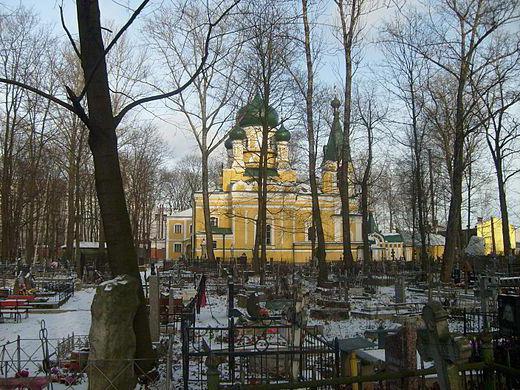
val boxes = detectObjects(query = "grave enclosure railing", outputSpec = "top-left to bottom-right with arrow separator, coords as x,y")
181,318 -> 339,390
448,308 -> 499,335
232,361 -> 520,390
0,333 -> 168,389
33,277 -> 75,303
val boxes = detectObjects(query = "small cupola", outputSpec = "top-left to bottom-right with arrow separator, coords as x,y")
275,124 -> 291,142
229,125 -> 246,141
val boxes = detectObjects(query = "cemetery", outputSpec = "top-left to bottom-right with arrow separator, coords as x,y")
1,0 -> 520,389
0,256 -> 519,389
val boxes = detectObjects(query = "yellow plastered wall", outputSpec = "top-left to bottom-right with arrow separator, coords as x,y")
188,189 -> 362,263
476,217 -> 516,255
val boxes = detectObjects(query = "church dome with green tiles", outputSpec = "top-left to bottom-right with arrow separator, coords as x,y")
228,125 -> 246,141
275,124 -> 291,142
323,97 -> 343,162
237,94 -> 279,128
224,137 -> 233,149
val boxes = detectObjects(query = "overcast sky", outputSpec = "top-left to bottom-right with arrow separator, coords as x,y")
4,0 -> 520,227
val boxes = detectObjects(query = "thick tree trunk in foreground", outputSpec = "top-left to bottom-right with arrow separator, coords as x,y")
441,125 -> 464,282
76,0 -> 153,367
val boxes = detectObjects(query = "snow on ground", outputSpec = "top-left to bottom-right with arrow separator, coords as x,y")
0,288 -> 95,347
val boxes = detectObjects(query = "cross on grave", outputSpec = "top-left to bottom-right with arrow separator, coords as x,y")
395,275 -> 406,303
417,302 -> 471,390
476,274 -> 499,331
288,287 -> 306,381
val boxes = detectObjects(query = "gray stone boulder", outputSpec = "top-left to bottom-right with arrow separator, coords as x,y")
88,275 -> 139,390
465,236 -> 486,256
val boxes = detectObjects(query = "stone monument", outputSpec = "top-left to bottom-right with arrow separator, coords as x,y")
88,275 -> 139,390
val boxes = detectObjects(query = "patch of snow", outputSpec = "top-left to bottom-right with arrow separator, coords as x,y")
0,288 -> 95,347
100,275 -> 129,292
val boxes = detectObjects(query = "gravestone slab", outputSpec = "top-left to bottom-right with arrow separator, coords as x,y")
384,320 -> 417,390
88,275 -> 139,390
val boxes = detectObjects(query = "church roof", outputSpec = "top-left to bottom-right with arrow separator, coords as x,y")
323,98 -> 343,162
237,94 -> 279,128
275,124 -> 291,142
229,125 -> 246,140
171,208 -> 192,218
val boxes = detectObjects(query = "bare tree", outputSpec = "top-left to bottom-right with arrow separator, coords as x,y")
478,52 -> 520,256
147,2 -> 241,262
0,0 -> 239,370
381,15 -> 430,277
352,88 -> 385,266
388,0 -> 520,281
300,0 -> 328,283
335,0 -> 364,272
238,0 -> 298,280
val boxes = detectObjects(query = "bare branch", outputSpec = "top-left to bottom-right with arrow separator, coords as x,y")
77,0 -> 151,101
0,77 -> 75,113
60,5 -> 81,58
114,0 -> 240,126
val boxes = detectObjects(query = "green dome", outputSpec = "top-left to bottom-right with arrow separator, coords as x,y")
229,125 -> 246,140
224,137 -> 233,149
237,94 -> 279,128
275,124 -> 291,142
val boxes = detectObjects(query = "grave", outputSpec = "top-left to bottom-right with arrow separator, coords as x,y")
384,320 -> 417,389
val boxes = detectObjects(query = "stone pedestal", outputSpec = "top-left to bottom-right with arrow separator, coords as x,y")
148,275 -> 160,342
88,275 -> 139,390
395,277 -> 406,303
384,321 -> 417,390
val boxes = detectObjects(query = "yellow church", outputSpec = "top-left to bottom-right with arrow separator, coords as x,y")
166,96 -> 364,263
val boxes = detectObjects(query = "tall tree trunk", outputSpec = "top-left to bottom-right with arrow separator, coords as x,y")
1,113 -> 14,262
360,182 -> 370,266
441,128 -> 464,281
496,158 -> 511,256
259,95 -> 270,284
360,121 -> 372,269
65,140 -> 76,262
337,0 -> 357,272
25,202 -> 35,265
76,0 -> 154,367
201,150 -> 215,262
412,143 -> 428,277
302,0 -> 327,284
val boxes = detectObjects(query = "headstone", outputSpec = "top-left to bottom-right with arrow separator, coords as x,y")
498,294 -> 520,336
148,275 -> 160,342
88,275 -> 139,390
394,276 -> 406,303
417,302 -> 471,390
384,320 -> 417,389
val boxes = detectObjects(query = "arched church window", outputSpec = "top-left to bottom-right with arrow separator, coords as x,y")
266,224 -> 272,245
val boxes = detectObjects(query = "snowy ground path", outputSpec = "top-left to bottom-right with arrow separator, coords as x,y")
0,288 -> 94,346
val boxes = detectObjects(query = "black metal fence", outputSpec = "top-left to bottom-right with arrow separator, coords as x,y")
449,308 -> 499,335
181,320 -> 339,389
